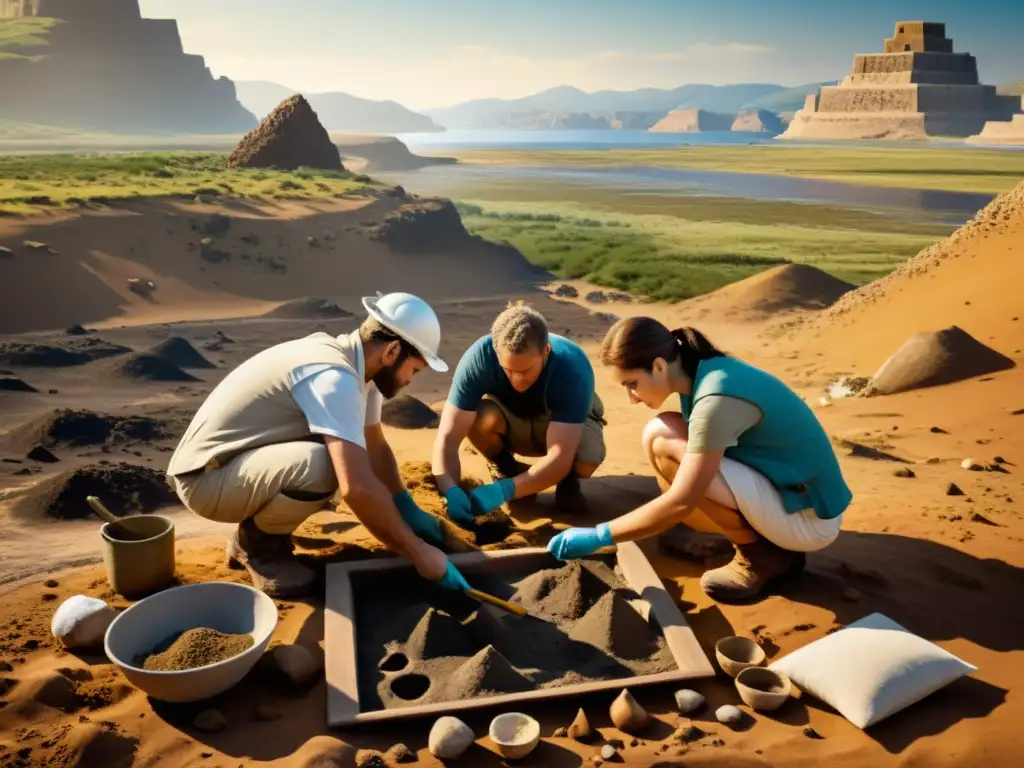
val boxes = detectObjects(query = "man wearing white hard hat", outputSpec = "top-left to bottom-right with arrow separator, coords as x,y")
166,292 -> 468,598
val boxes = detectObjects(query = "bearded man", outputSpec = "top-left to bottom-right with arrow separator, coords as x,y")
167,292 -> 470,598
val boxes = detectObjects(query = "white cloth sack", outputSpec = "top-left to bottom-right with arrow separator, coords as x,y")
770,612 -> 977,728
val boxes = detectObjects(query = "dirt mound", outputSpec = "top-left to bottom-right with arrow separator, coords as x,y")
2,409 -> 172,454
262,297 -> 354,320
381,395 -> 439,429
149,337 -> 216,369
569,591 -> 659,660
15,462 -> 177,520
512,560 -> 611,621
704,264 -> 855,317
227,94 -> 344,172
448,645 -> 534,697
867,326 -> 1016,395
0,374 -> 37,392
0,338 -> 129,368
369,199 -> 469,250
403,608 -> 476,660
100,353 -> 199,382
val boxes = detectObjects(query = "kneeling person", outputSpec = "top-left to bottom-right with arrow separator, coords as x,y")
167,292 -> 469,598
432,302 -> 606,523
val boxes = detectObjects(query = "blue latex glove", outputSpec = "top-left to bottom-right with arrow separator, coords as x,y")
393,491 -> 442,546
436,560 -> 471,591
443,486 -> 475,528
469,478 -> 516,517
547,523 -> 614,561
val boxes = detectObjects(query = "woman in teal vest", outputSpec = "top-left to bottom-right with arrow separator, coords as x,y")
547,316 -> 851,602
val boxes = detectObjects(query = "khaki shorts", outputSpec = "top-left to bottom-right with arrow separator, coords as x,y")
485,391 -> 606,467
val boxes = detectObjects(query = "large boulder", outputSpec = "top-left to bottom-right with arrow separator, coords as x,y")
228,94 -> 344,172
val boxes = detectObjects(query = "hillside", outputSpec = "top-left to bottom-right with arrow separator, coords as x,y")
742,81 -> 837,114
235,80 -> 443,134
998,81 -> 1023,96
424,82 -> 788,129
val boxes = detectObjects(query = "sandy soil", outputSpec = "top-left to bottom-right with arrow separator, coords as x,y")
0,191 -> 1021,767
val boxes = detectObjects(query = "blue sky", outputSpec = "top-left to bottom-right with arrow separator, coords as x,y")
140,0 -> 1024,109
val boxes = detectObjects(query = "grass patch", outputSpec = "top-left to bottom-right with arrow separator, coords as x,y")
447,145 -> 1024,195
0,151 -> 374,213
0,17 -> 59,51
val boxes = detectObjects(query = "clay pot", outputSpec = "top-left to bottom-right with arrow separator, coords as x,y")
714,636 -> 765,678
489,712 -> 540,760
100,514 -> 175,598
735,667 -> 792,711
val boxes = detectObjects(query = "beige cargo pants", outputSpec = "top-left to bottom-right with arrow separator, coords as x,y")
171,440 -> 337,535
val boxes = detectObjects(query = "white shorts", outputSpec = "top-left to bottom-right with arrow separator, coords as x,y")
718,457 -> 843,553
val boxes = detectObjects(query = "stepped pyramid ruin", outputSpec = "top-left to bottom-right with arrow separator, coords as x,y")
780,22 -> 1021,140
0,0 -> 256,133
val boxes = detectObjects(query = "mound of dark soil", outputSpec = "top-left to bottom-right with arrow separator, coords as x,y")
369,199 -> 469,250
381,395 -> 439,429
867,326 -> 1016,395
2,409 -> 173,454
227,94 -> 344,172
262,298 -> 354,320
149,337 -> 216,369
65,324 -> 92,336
744,264 -> 855,313
568,591 -> 658,660
512,561 -> 611,621
449,645 -> 534,696
101,353 -> 199,382
16,462 -> 177,520
404,608 -> 476,660
0,336 -> 130,368
0,375 -> 37,392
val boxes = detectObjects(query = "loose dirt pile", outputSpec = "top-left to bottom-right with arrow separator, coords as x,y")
369,199 -> 469,250
357,558 -> 674,711
381,395 -> 439,429
1,409 -> 172,455
142,628 -> 254,671
262,297 -> 354,320
867,326 -> 1016,395
15,463 -> 177,520
98,353 -> 199,383
148,337 -> 216,369
0,338 -> 129,368
227,94 -> 344,172
0,374 -> 37,392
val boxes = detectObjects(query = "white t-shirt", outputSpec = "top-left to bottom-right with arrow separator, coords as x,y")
289,363 -> 382,449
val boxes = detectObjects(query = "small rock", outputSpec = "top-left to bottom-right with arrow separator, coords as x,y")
384,743 -> 415,763
428,716 -> 474,759
676,724 -> 705,743
554,284 -> 579,298
629,738 -> 639,747
674,689 -> 705,713
272,644 -> 318,685
591,759 -> 603,767
50,595 -> 116,649
194,709 -> 226,732
44,579 -> 58,588
841,587 -> 861,602
553,726 -> 567,738
568,707 -> 595,741
993,456 -> 1006,464
600,744 -> 618,760
803,727 -> 824,739
925,457 -> 942,464
961,458 -> 984,471
307,236 -> 320,247
893,467 -> 915,478
23,240 -> 55,254
0,661 -> 13,672
946,482 -> 965,496
715,705 -> 743,725
0,246 -> 14,258
930,426 -> 947,434
27,445 -> 59,464
355,749 -> 386,768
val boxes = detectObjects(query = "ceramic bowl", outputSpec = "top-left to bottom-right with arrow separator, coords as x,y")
735,667 -> 792,711
489,712 -> 541,760
104,581 -> 278,702
714,635 -> 766,678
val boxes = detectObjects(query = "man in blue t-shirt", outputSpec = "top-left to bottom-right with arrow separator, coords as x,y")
431,302 -> 606,521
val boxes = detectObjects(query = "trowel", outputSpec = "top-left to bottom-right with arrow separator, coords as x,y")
85,495 -> 148,541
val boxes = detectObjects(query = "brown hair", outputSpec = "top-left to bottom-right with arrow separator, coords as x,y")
359,318 -> 421,366
600,317 -> 726,379
491,301 -> 549,354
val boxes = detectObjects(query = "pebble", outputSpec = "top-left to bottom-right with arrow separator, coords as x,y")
272,644 -> 318,686
674,689 -> 706,713
715,705 -> 743,725
803,727 -> 824,739
50,595 -> 116,650
893,467 -> 915,478
676,724 -> 705,743
43,579 -> 58,588
841,587 -> 861,602
993,456 -> 1006,464
193,709 -> 226,733
355,749 -> 386,768
384,743 -> 415,763
961,458 -> 984,471
552,726 -> 567,738
946,482 -> 965,496
601,744 -> 618,760
925,457 -> 942,464
428,716 -> 474,759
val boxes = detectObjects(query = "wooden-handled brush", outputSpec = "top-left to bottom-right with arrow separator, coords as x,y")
465,588 -> 529,617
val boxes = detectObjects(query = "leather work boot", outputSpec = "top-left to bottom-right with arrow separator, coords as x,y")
226,517 -> 316,598
699,536 -> 806,602
554,470 -> 589,515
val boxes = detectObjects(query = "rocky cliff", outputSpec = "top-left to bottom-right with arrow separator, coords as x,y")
649,109 -> 735,133
0,0 -> 256,134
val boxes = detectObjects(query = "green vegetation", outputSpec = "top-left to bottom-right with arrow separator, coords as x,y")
448,145 -> 1024,195
0,16 -> 58,51
0,152 -> 372,213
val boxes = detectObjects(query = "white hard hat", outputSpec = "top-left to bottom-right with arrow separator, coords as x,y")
362,292 -> 448,372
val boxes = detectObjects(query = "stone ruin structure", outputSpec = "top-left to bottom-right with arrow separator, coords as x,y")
780,22 -> 1021,140
0,0 -> 255,133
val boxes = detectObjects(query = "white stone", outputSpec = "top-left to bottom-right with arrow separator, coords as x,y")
600,744 -> 617,760
50,595 -> 116,649
674,689 -> 706,713
272,644 -> 318,686
428,716 -> 474,759
715,704 -> 743,725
